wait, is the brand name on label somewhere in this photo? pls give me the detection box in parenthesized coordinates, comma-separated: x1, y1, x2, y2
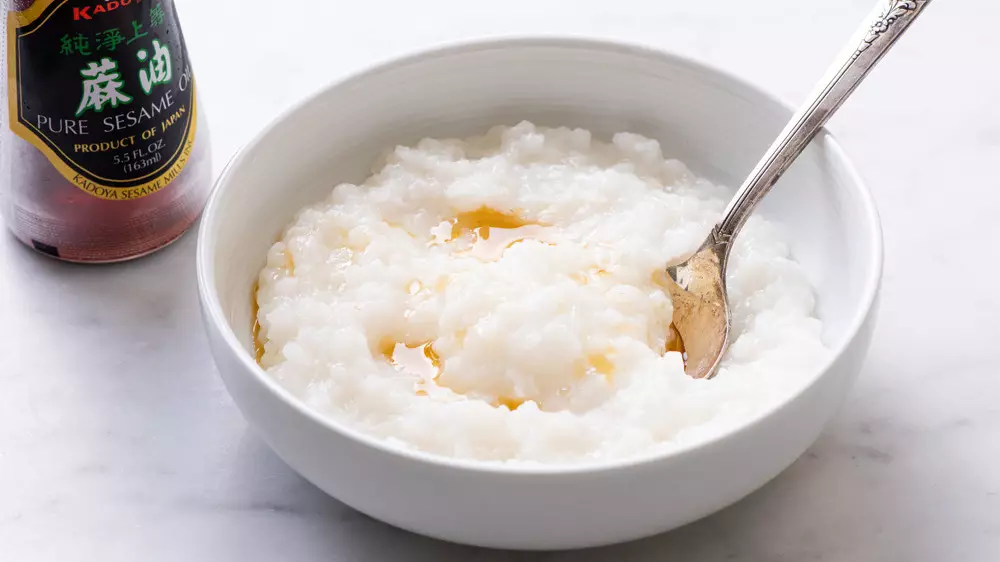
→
(74, 0, 146, 21)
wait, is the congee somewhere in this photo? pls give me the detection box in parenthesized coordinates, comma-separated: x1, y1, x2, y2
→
(254, 122, 826, 464)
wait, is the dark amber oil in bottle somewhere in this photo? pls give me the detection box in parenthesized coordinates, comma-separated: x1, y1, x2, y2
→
(1, 0, 211, 262)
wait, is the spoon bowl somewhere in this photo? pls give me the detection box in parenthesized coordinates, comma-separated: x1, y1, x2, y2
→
(663, 236, 730, 379)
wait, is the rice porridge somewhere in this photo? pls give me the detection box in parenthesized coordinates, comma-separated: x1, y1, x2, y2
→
(254, 122, 826, 465)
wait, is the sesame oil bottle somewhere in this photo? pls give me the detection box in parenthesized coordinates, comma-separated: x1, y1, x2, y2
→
(1, 0, 211, 262)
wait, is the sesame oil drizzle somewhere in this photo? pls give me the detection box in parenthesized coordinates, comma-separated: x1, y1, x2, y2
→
(381, 338, 443, 381)
(252, 281, 265, 364)
(432, 207, 551, 261)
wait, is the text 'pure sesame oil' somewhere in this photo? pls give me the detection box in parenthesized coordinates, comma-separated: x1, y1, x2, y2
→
(1, 0, 211, 262)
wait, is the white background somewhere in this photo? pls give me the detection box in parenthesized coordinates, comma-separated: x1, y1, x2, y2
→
(2, 0, 998, 560)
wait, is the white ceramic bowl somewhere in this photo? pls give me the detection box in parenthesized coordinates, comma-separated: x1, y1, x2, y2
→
(197, 38, 882, 550)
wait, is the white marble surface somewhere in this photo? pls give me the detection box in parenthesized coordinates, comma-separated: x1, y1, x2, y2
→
(2, 0, 998, 560)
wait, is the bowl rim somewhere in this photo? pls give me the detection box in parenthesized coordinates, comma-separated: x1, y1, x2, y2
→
(196, 35, 884, 476)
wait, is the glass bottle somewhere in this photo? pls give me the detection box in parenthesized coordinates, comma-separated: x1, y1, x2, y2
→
(1, 0, 211, 262)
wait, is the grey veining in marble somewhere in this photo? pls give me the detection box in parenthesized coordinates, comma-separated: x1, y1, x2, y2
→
(2, 0, 998, 560)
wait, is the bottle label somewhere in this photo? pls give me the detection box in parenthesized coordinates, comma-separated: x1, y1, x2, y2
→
(6, 0, 198, 201)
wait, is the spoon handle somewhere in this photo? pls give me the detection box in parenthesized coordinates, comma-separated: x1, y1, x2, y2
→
(716, 0, 932, 239)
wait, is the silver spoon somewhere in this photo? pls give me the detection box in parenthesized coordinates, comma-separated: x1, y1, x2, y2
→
(665, 0, 932, 379)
